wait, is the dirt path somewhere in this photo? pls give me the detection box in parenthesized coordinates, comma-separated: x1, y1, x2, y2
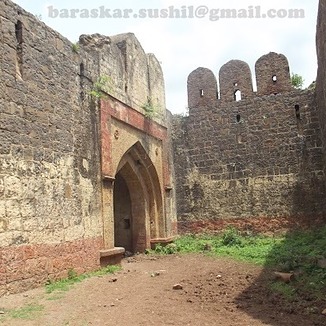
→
(0, 254, 324, 326)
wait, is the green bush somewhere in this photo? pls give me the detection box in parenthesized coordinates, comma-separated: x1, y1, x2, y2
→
(221, 227, 243, 246)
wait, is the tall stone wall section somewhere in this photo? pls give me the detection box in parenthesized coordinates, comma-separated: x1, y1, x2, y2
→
(0, 1, 103, 294)
(316, 0, 326, 184)
(0, 0, 173, 295)
(173, 53, 325, 220)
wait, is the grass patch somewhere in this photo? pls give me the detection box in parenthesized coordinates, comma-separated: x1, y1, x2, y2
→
(269, 281, 297, 300)
(6, 304, 44, 320)
(45, 265, 121, 294)
(150, 226, 326, 301)
(151, 227, 280, 265)
(46, 293, 65, 301)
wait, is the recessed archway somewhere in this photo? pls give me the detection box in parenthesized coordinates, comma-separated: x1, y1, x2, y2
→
(113, 141, 164, 253)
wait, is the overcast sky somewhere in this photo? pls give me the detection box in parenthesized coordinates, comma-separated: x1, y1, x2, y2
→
(14, 0, 319, 114)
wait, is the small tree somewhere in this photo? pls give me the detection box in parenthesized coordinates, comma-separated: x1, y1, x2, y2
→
(291, 73, 304, 90)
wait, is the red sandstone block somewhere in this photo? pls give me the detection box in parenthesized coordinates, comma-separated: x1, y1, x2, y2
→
(71, 256, 83, 267)
(52, 258, 65, 272)
(0, 255, 6, 274)
(54, 243, 66, 255)
(24, 258, 49, 279)
(3, 246, 24, 263)
(23, 245, 36, 259)
(6, 259, 24, 271)
(2, 238, 104, 295)
(45, 259, 54, 274)
(7, 278, 36, 294)
(130, 115, 141, 126)
(32, 259, 47, 277)
(23, 259, 38, 277)
(6, 268, 25, 283)
(0, 273, 6, 285)
(83, 256, 99, 269)
(36, 243, 56, 258)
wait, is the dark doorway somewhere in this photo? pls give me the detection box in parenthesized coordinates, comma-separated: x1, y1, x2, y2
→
(113, 172, 132, 252)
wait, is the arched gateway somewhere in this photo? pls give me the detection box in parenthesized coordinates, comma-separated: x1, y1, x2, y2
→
(113, 141, 164, 253)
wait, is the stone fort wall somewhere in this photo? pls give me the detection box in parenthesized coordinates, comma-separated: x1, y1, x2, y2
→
(173, 51, 326, 220)
(0, 0, 176, 295)
(316, 0, 326, 185)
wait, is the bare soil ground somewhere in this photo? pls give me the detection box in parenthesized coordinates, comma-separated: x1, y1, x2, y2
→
(0, 253, 325, 326)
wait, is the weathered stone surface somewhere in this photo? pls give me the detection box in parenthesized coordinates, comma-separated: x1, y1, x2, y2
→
(0, 0, 176, 295)
(219, 60, 254, 102)
(174, 53, 325, 220)
(255, 52, 292, 96)
(188, 67, 218, 109)
(316, 0, 326, 187)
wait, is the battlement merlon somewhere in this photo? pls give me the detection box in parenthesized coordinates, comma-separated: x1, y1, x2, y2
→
(187, 52, 293, 110)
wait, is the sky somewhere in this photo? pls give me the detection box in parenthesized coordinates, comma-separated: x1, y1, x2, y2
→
(14, 0, 319, 114)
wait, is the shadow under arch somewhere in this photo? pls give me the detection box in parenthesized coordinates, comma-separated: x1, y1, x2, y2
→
(113, 141, 164, 253)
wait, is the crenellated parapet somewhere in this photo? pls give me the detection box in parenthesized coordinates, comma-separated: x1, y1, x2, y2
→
(177, 52, 324, 221)
(188, 52, 293, 110)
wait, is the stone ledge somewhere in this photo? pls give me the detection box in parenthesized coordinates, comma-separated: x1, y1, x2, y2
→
(99, 247, 125, 258)
(100, 247, 125, 267)
(150, 237, 175, 249)
(102, 175, 115, 182)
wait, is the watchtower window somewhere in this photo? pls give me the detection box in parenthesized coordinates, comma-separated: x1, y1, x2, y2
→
(236, 114, 241, 123)
(272, 75, 277, 83)
(295, 104, 301, 119)
(234, 90, 241, 101)
(233, 82, 238, 87)
(200, 89, 204, 97)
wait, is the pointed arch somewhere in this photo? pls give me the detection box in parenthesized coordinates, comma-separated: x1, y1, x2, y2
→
(113, 141, 164, 252)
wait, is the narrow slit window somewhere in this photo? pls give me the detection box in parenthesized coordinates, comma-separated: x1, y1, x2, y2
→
(15, 20, 23, 79)
(295, 104, 301, 119)
(272, 75, 277, 83)
(80, 63, 85, 76)
(79, 62, 85, 100)
(234, 90, 241, 101)
(200, 89, 204, 97)
(236, 114, 241, 123)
